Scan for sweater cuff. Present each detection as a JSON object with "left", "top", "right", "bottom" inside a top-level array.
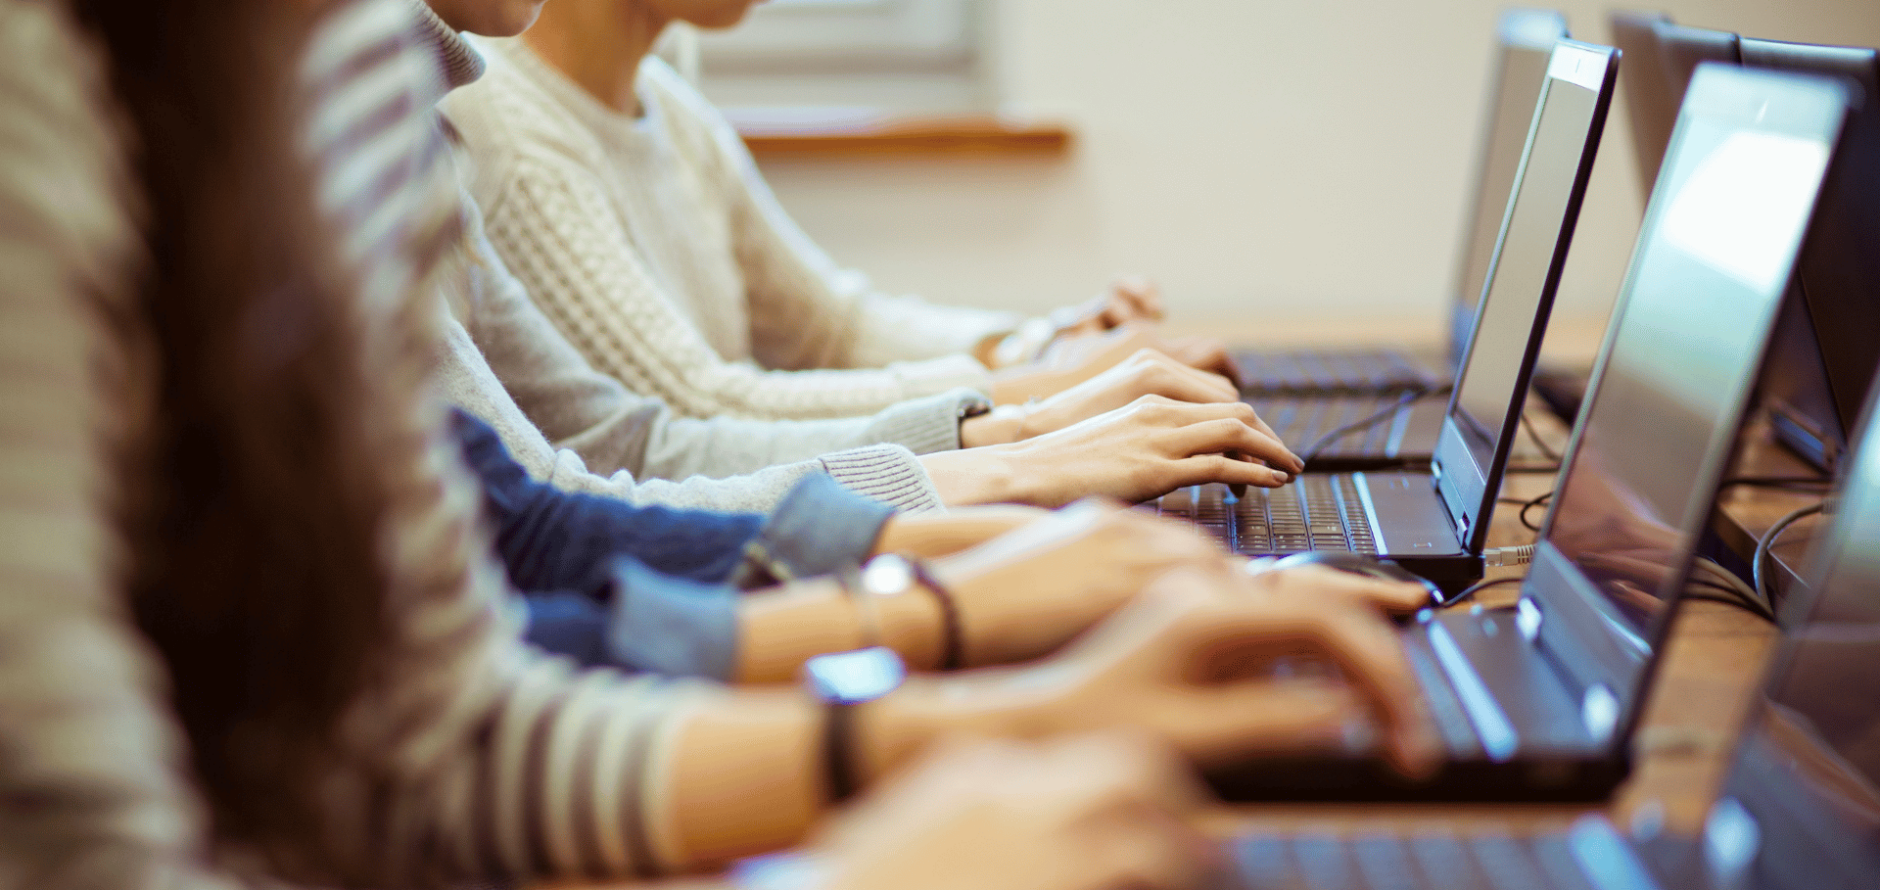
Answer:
[
  {"left": 864, "top": 388, "right": 987, "bottom": 456},
  {"left": 888, "top": 354, "right": 995, "bottom": 399},
  {"left": 817, "top": 445, "right": 945, "bottom": 513},
  {"left": 604, "top": 559, "right": 740, "bottom": 681},
  {"left": 736, "top": 475, "right": 895, "bottom": 586}
]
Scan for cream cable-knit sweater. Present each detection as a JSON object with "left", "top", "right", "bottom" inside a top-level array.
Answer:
[
  {"left": 443, "top": 39, "right": 1026, "bottom": 422},
  {"left": 414, "top": 15, "right": 957, "bottom": 513}
]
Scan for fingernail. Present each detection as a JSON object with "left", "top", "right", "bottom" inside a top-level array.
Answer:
[
  {"left": 1271, "top": 467, "right": 1294, "bottom": 485},
  {"left": 1289, "top": 452, "right": 1307, "bottom": 472}
]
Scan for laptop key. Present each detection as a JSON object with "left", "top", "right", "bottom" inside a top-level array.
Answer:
[
  {"left": 1407, "top": 831, "right": 1489, "bottom": 890},
  {"left": 1470, "top": 835, "right": 1554, "bottom": 890},
  {"left": 1350, "top": 835, "right": 1423, "bottom": 890},
  {"left": 1290, "top": 834, "right": 1359, "bottom": 890},
  {"left": 1231, "top": 835, "right": 1298, "bottom": 890},
  {"left": 1528, "top": 834, "right": 1603, "bottom": 890}
]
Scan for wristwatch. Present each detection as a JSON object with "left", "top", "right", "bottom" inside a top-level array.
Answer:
[
  {"left": 854, "top": 553, "right": 963, "bottom": 671},
  {"left": 803, "top": 646, "right": 907, "bottom": 803}
]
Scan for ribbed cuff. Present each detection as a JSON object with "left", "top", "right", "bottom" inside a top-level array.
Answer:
[
  {"left": 817, "top": 445, "right": 945, "bottom": 513},
  {"left": 889, "top": 354, "right": 995, "bottom": 399},
  {"left": 864, "top": 388, "right": 986, "bottom": 455},
  {"left": 738, "top": 475, "right": 895, "bottom": 584}
]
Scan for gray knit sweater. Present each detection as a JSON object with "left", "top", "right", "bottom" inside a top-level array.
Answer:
[{"left": 443, "top": 40, "right": 1024, "bottom": 422}]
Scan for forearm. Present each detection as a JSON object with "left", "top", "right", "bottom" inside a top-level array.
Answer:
[
  {"left": 736, "top": 580, "right": 942, "bottom": 683},
  {"left": 654, "top": 674, "right": 1027, "bottom": 869},
  {"left": 869, "top": 508, "right": 1046, "bottom": 561},
  {"left": 917, "top": 449, "right": 1034, "bottom": 507}
]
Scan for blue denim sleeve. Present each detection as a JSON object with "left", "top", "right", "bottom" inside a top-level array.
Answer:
[
  {"left": 519, "top": 558, "right": 739, "bottom": 681},
  {"left": 452, "top": 409, "right": 766, "bottom": 593},
  {"left": 737, "top": 473, "right": 896, "bottom": 585}
]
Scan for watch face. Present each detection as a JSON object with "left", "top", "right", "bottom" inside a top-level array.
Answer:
[
  {"left": 861, "top": 555, "right": 916, "bottom": 598},
  {"left": 806, "top": 647, "right": 907, "bottom": 705}
]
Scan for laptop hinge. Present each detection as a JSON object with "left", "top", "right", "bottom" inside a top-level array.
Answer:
[{"left": 1430, "top": 461, "right": 1472, "bottom": 541}]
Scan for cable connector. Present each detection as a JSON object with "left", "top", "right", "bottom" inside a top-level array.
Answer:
[{"left": 1485, "top": 544, "right": 1536, "bottom": 568}]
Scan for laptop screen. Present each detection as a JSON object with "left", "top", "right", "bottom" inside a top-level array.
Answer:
[
  {"left": 1447, "top": 10, "right": 1568, "bottom": 364},
  {"left": 1431, "top": 41, "right": 1613, "bottom": 551},
  {"left": 1526, "top": 66, "right": 1844, "bottom": 679},
  {"left": 1694, "top": 389, "right": 1880, "bottom": 886}
]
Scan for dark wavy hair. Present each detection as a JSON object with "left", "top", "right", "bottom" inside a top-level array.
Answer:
[{"left": 71, "top": 0, "right": 398, "bottom": 868}]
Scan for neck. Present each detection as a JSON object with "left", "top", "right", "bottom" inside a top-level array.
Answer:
[{"left": 524, "top": 1, "right": 667, "bottom": 115}]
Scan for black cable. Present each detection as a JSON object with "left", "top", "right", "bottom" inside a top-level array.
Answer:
[
  {"left": 1437, "top": 576, "right": 1523, "bottom": 608},
  {"left": 1719, "top": 475, "right": 1833, "bottom": 492},
  {"left": 1683, "top": 590, "right": 1779, "bottom": 622},
  {"left": 1299, "top": 386, "right": 1452, "bottom": 461},
  {"left": 1753, "top": 501, "right": 1828, "bottom": 611},
  {"left": 1518, "top": 490, "right": 1555, "bottom": 533},
  {"left": 1505, "top": 463, "right": 1563, "bottom": 474},
  {"left": 1519, "top": 411, "right": 1563, "bottom": 463}
]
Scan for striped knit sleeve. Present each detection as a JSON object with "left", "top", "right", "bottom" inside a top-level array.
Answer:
[
  {"left": 474, "top": 140, "right": 994, "bottom": 422},
  {"left": 0, "top": 5, "right": 295, "bottom": 889}
]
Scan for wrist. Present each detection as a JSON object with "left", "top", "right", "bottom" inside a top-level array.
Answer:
[
  {"left": 873, "top": 573, "right": 946, "bottom": 671},
  {"left": 958, "top": 408, "right": 1024, "bottom": 448},
  {"left": 853, "top": 671, "right": 1045, "bottom": 785},
  {"left": 917, "top": 449, "right": 1028, "bottom": 507}
]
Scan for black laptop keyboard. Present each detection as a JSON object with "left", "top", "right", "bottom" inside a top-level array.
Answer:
[
  {"left": 1248, "top": 395, "right": 1408, "bottom": 459},
  {"left": 1235, "top": 348, "right": 1436, "bottom": 395},
  {"left": 1231, "top": 827, "right": 1615, "bottom": 890},
  {"left": 1151, "top": 479, "right": 1376, "bottom": 556}
]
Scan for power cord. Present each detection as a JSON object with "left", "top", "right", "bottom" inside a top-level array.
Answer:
[
  {"left": 1719, "top": 475, "right": 1833, "bottom": 492},
  {"left": 1437, "top": 576, "right": 1523, "bottom": 608},
  {"left": 1686, "top": 557, "right": 1778, "bottom": 623},
  {"left": 1519, "top": 411, "right": 1564, "bottom": 463},
  {"left": 1752, "top": 501, "right": 1828, "bottom": 611},
  {"left": 1517, "top": 490, "right": 1555, "bottom": 532},
  {"left": 1299, "top": 386, "right": 1453, "bottom": 461}
]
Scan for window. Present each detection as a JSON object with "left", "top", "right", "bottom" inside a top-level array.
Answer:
[{"left": 693, "top": 0, "right": 988, "bottom": 113}]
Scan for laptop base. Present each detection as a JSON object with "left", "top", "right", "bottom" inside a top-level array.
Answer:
[
  {"left": 1251, "top": 394, "right": 1448, "bottom": 472},
  {"left": 1235, "top": 346, "right": 1444, "bottom": 396}
]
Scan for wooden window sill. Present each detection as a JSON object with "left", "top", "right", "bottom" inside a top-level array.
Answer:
[{"left": 726, "top": 109, "right": 1073, "bottom": 159}]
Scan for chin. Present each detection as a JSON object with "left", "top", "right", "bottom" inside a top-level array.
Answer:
[
  {"left": 692, "top": 1, "right": 760, "bottom": 30},
  {"left": 460, "top": 0, "right": 548, "bottom": 37}
]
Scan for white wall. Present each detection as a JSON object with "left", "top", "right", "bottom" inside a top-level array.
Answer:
[{"left": 746, "top": 1, "right": 1880, "bottom": 341}]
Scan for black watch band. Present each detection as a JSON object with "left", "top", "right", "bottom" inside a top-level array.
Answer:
[{"left": 803, "top": 647, "right": 906, "bottom": 805}]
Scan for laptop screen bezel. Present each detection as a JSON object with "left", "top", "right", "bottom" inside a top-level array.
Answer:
[
  {"left": 1519, "top": 65, "right": 1851, "bottom": 753},
  {"left": 1446, "top": 9, "right": 1571, "bottom": 367},
  {"left": 1431, "top": 39, "right": 1618, "bottom": 555}
]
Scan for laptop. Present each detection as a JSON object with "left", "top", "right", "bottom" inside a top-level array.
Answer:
[
  {"left": 1158, "top": 40, "right": 1617, "bottom": 595},
  {"left": 1224, "top": 347, "right": 1880, "bottom": 889},
  {"left": 1234, "top": 9, "right": 1566, "bottom": 404},
  {"left": 1610, "top": 11, "right": 1675, "bottom": 207},
  {"left": 1206, "top": 65, "right": 1850, "bottom": 804},
  {"left": 1741, "top": 39, "right": 1880, "bottom": 474},
  {"left": 1633, "top": 26, "right": 1880, "bottom": 475}
]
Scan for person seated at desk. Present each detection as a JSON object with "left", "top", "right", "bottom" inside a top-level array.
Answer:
[
  {"left": 0, "top": 4, "right": 1437, "bottom": 890},
  {"left": 458, "top": 407, "right": 1429, "bottom": 679},
  {"left": 440, "top": 0, "right": 1235, "bottom": 425},
  {"left": 412, "top": 0, "right": 1298, "bottom": 513}
]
